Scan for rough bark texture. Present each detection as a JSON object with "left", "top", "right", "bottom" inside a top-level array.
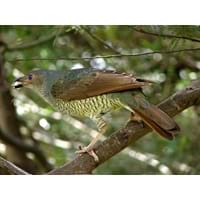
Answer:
[{"left": 0, "top": 79, "right": 199, "bottom": 175}]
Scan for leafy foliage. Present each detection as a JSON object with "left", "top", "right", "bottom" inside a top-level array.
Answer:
[{"left": 0, "top": 25, "right": 200, "bottom": 174}]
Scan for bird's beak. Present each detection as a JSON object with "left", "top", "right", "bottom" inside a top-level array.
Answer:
[{"left": 12, "top": 76, "right": 29, "bottom": 89}]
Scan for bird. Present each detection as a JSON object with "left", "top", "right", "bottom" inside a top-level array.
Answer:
[{"left": 12, "top": 68, "right": 180, "bottom": 161}]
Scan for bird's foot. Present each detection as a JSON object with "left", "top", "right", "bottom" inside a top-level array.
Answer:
[
  {"left": 75, "top": 146, "right": 99, "bottom": 162},
  {"left": 128, "top": 113, "right": 145, "bottom": 128},
  {"left": 130, "top": 112, "right": 142, "bottom": 122}
]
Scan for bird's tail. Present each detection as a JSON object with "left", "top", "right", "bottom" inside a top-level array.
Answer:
[{"left": 132, "top": 95, "right": 180, "bottom": 140}]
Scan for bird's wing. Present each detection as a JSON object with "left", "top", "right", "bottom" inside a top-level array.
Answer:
[{"left": 51, "top": 69, "right": 153, "bottom": 101}]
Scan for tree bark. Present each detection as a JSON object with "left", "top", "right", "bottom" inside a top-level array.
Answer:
[{"left": 0, "top": 45, "right": 38, "bottom": 172}]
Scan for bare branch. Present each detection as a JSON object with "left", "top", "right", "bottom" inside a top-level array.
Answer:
[
  {"left": 133, "top": 27, "right": 200, "bottom": 43},
  {"left": 6, "top": 28, "right": 74, "bottom": 52},
  {"left": 0, "top": 46, "right": 52, "bottom": 172},
  {"left": 175, "top": 56, "right": 200, "bottom": 72},
  {"left": 81, "top": 26, "right": 120, "bottom": 54},
  {"left": 48, "top": 79, "right": 200, "bottom": 174},
  {"left": 0, "top": 156, "right": 29, "bottom": 175},
  {"left": 6, "top": 32, "right": 58, "bottom": 51},
  {"left": 6, "top": 47, "right": 200, "bottom": 62},
  {"left": 0, "top": 129, "right": 53, "bottom": 171}
]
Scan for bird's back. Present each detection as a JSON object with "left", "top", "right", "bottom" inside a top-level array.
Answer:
[
  {"left": 50, "top": 68, "right": 152, "bottom": 101},
  {"left": 48, "top": 68, "right": 151, "bottom": 118}
]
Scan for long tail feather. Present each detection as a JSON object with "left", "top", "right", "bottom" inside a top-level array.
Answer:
[
  {"left": 134, "top": 108, "right": 180, "bottom": 140},
  {"left": 132, "top": 99, "right": 180, "bottom": 140}
]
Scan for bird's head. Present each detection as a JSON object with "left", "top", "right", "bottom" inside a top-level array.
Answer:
[{"left": 12, "top": 69, "right": 51, "bottom": 90}]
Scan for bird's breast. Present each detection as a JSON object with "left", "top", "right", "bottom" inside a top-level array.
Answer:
[{"left": 53, "top": 94, "right": 123, "bottom": 118}]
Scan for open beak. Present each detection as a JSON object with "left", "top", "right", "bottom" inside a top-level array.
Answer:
[{"left": 12, "top": 76, "right": 27, "bottom": 89}]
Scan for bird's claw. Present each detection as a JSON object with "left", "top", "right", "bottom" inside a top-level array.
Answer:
[
  {"left": 130, "top": 113, "right": 142, "bottom": 122},
  {"left": 75, "top": 146, "right": 99, "bottom": 162}
]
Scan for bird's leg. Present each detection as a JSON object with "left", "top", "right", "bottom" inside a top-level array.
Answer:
[
  {"left": 75, "top": 116, "right": 107, "bottom": 162},
  {"left": 122, "top": 104, "right": 144, "bottom": 127},
  {"left": 130, "top": 112, "right": 142, "bottom": 122},
  {"left": 129, "top": 112, "right": 145, "bottom": 128},
  {"left": 118, "top": 103, "right": 143, "bottom": 124}
]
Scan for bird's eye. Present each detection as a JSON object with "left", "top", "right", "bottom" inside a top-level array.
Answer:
[{"left": 28, "top": 74, "right": 33, "bottom": 80}]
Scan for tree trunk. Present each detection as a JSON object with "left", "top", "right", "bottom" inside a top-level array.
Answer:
[{"left": 0, "top": 40, "right": 36, "bottom": 173}]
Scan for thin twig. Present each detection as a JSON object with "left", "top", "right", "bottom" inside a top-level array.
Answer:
[
  {"left": 6, "top": 47, "right": 200, "bottom": 62},
  {"left": 133, "top": 27, "right": 200, "bottom": 43},
  {"left": 81, "top": 26, "right": 120, "bottom": 54}
]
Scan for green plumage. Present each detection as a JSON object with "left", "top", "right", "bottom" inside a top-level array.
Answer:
[
  {"left": 31, "top": 68, "right": 135, "bottom": 130},
  {"left": 13, "top": 68, "right": 180, "bottom": 147},
  {"left": 54, "top": 94, "right": 123, "bottom": 117}
]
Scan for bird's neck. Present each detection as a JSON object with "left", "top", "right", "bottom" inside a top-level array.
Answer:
[
  {"left": 33, "top": 71, "right": 64, "bottom": 107},
  {"left": 33, "top": 80, "right": 55, "bottom": 106}
]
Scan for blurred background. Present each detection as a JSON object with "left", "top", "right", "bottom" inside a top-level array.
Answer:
[{"left": 0, "top": 25, "right": 199, "bottom": 174}]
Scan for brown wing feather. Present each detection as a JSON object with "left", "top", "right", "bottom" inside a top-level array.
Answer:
[
  {"left": 85, "top": 72, "right": 151, "bottom": 97},
  {"left": 51, "top": 70, "right": 152, "bottom": 101}
]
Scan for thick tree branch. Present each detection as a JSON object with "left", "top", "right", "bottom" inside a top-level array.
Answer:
[
  {"left": 0, "top": 156, "right": 29, "bottom": 175},
  {"left": 48, "top": 79, "right": 200, "bottom": 174},
  {"left": 6, "top": 47, "right": 200, "bottom": 62},
  {"left": 0, "top": 41, "right": 52, "bottom": 172},
  {"left": 133, "top": 27, "right": 200, "bottom": 43}
]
